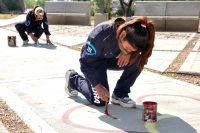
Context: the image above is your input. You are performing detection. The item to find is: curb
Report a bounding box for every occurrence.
[0,86,58,133]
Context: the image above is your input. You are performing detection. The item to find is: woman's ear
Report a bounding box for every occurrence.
[119,31,127,40]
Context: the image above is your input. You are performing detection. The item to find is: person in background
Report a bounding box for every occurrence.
[65,16,155,108]
[15,6,52,45]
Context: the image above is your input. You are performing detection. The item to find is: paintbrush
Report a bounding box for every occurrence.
[104,100,119,120]
[104,101,109,115]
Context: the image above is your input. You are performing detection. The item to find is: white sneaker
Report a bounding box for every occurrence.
[23,40,29,45]
[111,93,136,108]
[34,40,39,45]
[65,70,78,97]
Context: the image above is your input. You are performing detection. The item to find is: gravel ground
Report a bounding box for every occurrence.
[0,25,199,133]
[0,99,34,133]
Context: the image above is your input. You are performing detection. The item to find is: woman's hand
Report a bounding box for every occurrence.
[116,52,131,67]
[95,84,109,102]
[46,38,52,44]
[46,35,52,44]
[29,33,38,43]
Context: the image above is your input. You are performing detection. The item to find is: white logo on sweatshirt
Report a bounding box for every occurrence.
[92,88,100,104]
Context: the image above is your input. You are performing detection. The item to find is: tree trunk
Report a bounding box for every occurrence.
[119,0,134,17]
[19,0,25,12]
[0,0,8,12]
[126,0,133,17]
[119,0,125,16]
[99,0,104,13]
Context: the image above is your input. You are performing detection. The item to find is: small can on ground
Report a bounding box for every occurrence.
[8,36,16,47]
[143,101,157,122]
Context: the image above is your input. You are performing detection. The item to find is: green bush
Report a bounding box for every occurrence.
[24,0,44,8]
[2,0,24,11]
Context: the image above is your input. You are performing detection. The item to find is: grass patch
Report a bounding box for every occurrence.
[0,14,20,19]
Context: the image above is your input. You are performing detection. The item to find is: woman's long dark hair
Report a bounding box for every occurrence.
[116,16,155,70]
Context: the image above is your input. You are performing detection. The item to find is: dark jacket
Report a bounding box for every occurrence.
[80,20,121,87]
[80,20,120,61]
[24,11,51,35]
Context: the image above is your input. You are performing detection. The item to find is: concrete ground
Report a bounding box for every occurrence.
[0,19,200,133]
[0,121,9,133]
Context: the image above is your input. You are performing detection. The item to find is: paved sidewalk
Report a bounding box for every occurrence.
[0,122,9,133]
[0,20,200,133]
[1,15,200,74]
[0,14,26,27]
[180,40,200,74]
[47,25,200,74]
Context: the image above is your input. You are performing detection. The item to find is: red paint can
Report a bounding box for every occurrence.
[143,101,157,122]
[8,36,16,47]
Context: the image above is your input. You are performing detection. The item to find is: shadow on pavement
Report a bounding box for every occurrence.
[99,107,197,133]
[64,97,197,133]
[22,43,57,50]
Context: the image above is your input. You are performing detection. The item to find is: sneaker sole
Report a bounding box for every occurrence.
[65,70,78,97]
[111,98,136,108]
[23,40,29,45]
